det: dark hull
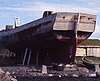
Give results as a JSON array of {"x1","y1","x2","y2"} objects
[{"x1": 0, "y1": 11, "x2": 96, "y2": 64}]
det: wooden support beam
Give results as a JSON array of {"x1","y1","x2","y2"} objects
[
  {"x1": 27, "y1": 49, "x2": 32, "y2": 65},
  {"x1": 22, "y1": 48, "x2": 28, "y2": 65},
  {"x1": 36, "y1": 52, "x2": 39, "y2": 66}
]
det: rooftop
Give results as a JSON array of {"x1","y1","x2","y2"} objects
[{"x1": 79, "y1": 39, "x2": 100, "y2": 46}]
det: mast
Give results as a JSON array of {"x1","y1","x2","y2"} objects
[{"x1": 15, "y1": 17, "x2": 20, "y2": 28}]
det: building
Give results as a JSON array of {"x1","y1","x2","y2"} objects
[{"x1": 76, "y1": 45, "x2": 100, "y2": 57}]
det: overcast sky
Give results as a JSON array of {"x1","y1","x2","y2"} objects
[{"x1": 0, "y1": 0, "x2": 100, "y2": 39}]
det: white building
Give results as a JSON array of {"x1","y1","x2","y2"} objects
[{"x1": 76, "y1": 45, "x2": 100, "y2": 57}]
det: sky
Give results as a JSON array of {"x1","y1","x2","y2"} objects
[{"x1": 0, "y1": 0, "x2": 100, "y2": 39}]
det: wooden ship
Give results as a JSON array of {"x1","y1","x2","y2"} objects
[
  {"x1": 82, "y1": 57, "x2": 100, "y2": 67},
  {"x1": 0, "y1": 11, "x2": 96, "y2": 65}
]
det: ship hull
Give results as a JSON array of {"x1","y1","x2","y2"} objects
[{"x1": 0, "y1": 11, "x2": 96, "y2": 64}]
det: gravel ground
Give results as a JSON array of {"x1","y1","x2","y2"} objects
[
  {"x1": 17, "y1": 76, "x2": 100, "y2": 81},
  {"x1": 0, "y1": 65, "x2": 100, "y2": 81}
]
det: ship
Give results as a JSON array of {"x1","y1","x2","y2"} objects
[
  {"x1": 82, "y1": 57, "x2": 100, "y2": 67},
  {"x1": 0, "y1": 11, "x2": 96, "y2": 65}
]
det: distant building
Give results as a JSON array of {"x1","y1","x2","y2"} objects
[{"x1": 76, "y1": 45, "x2": 100, "y2": 57}]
